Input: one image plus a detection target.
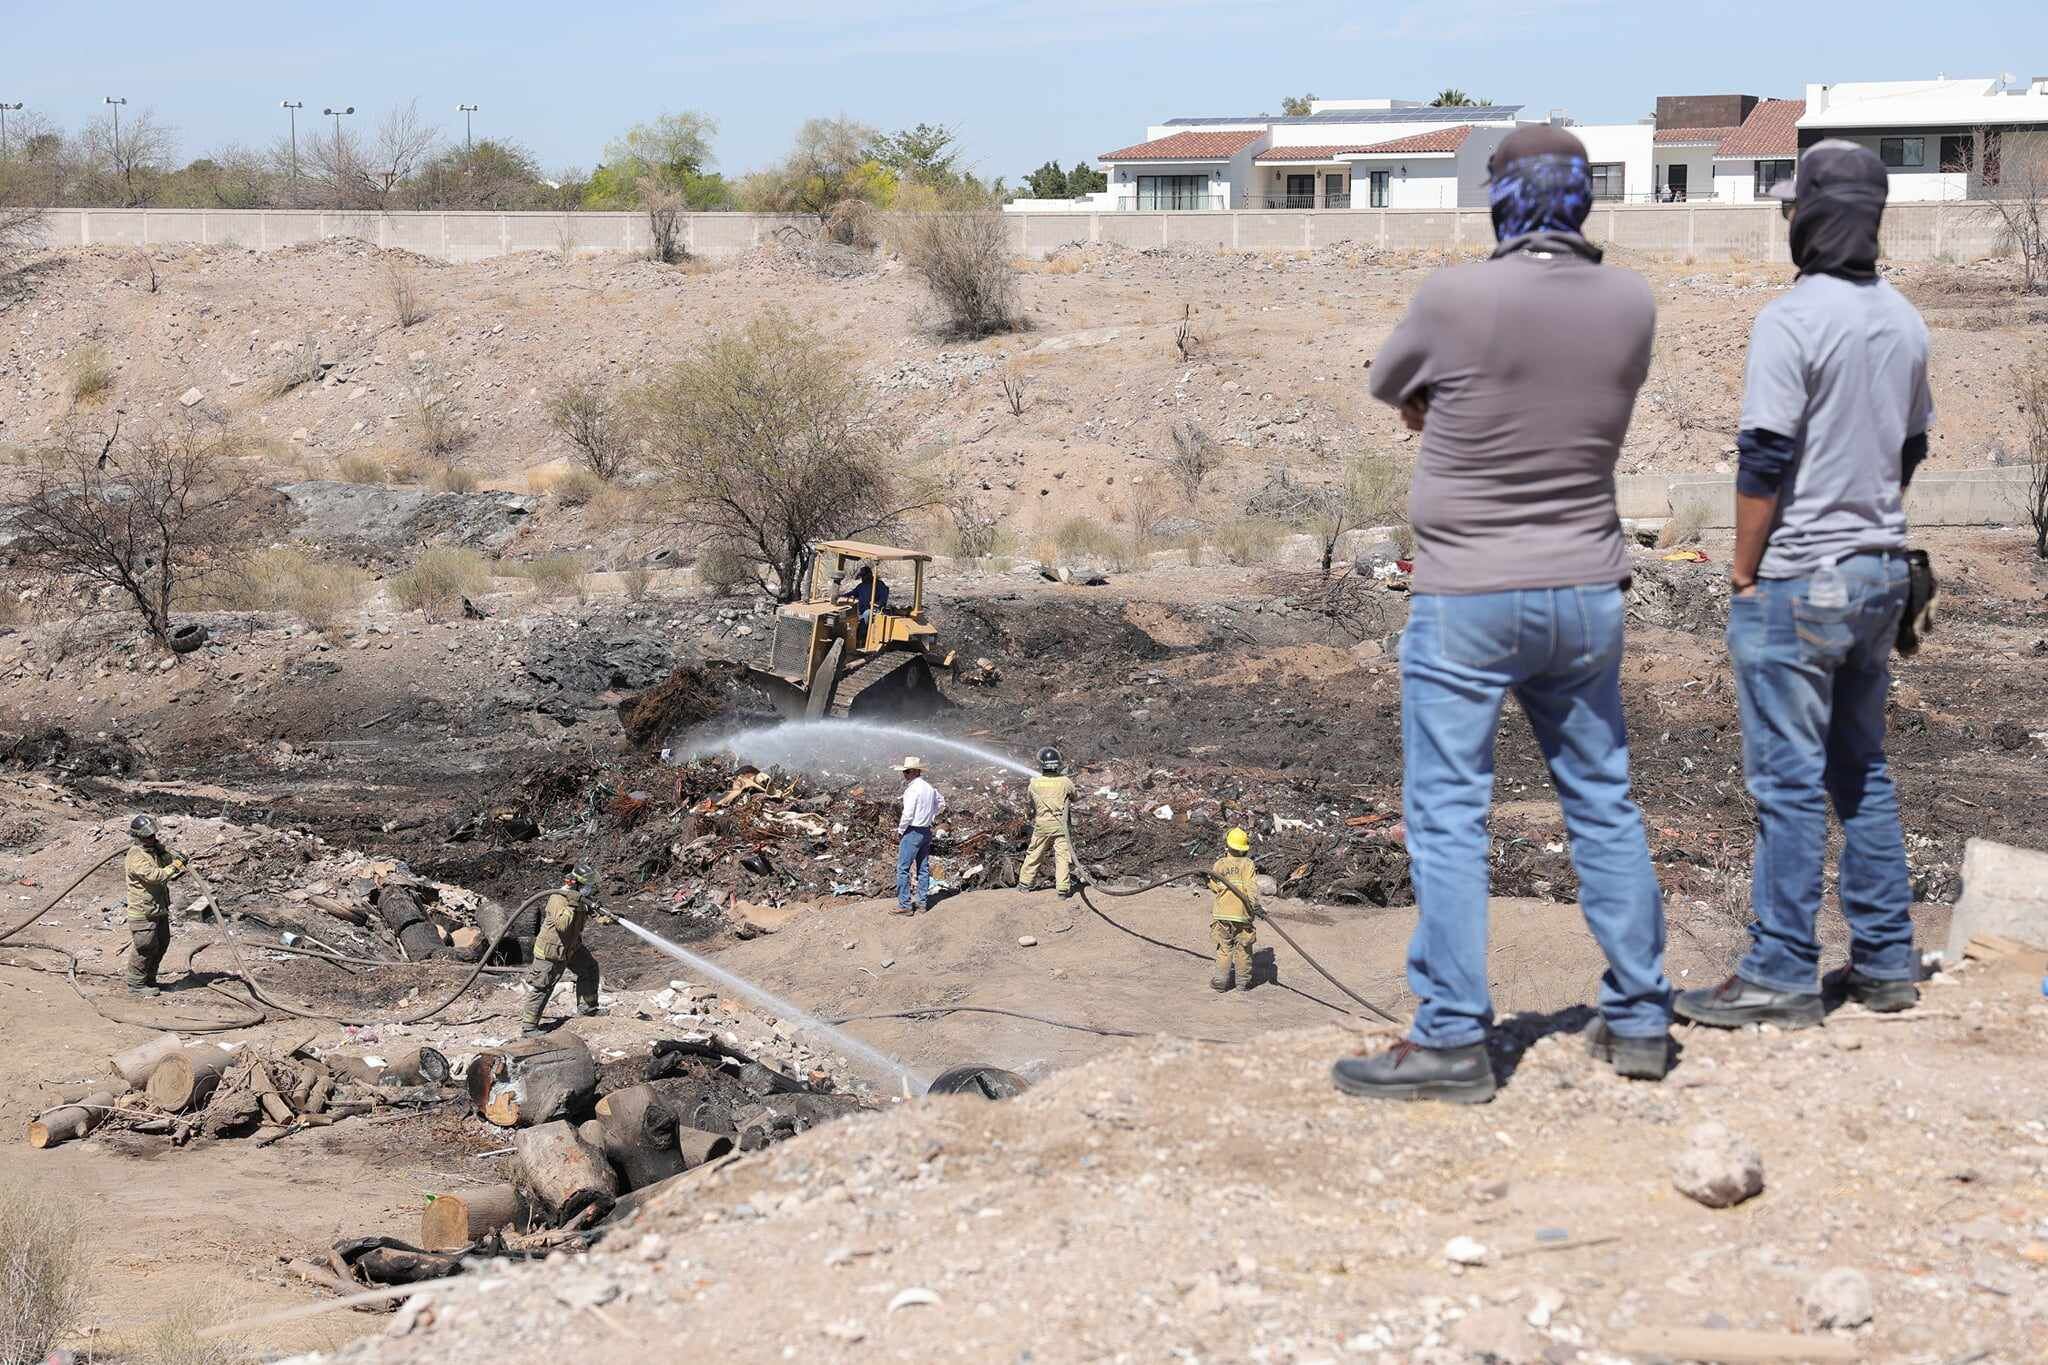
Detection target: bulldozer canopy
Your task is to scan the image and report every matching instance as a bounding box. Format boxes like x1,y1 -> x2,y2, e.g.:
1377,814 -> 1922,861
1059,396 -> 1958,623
815,540 -> 932,563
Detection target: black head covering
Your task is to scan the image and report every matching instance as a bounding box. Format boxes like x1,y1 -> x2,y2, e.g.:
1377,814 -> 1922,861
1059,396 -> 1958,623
1772,139 -> 1887,282
1485,126 -> 1600,261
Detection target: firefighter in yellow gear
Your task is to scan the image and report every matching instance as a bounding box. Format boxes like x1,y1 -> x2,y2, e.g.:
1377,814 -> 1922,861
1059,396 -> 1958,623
1207,827 -> 1261,993
521,864 -> 607,1033
1018,746 -> 1078,898
124,813 -> 186,996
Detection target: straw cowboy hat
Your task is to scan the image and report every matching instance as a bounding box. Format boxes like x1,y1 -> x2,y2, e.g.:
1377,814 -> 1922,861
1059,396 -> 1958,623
892,756 -> 925,773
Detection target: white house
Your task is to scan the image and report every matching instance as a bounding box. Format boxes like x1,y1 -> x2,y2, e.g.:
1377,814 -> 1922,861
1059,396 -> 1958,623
1096,98 -> 1524,209
1712,99 -> 1803,202
1797,75 -> 2048,201
1568,95 -> 1800,202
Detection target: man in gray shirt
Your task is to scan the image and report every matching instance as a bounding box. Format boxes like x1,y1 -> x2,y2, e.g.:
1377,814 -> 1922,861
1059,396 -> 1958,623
1331,127 -> 1673,1105
1676,141 -> 1930,1030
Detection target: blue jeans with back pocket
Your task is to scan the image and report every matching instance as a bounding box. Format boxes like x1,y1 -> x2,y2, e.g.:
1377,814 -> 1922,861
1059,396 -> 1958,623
1399,586 -> 1672,1048
1726,554 -> 1915,993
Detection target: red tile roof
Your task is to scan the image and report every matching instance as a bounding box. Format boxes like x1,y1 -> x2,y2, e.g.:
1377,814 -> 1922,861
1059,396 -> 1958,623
1654,125 -> 1738,146
1715,98 -> 1805,158
1351,125 -> 1476,155
1098,130 -> 1263,162
1254,144 -> 1375,162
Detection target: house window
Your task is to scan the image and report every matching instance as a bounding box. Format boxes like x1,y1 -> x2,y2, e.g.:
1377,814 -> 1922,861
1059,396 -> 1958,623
1587,162 -> 1626,200
1135,174 -> 1208,209
1755,159 -> 1794,195
1938,135 -> 1973,173
1368,170 -> 1390,208
1879,136 -> 1924,168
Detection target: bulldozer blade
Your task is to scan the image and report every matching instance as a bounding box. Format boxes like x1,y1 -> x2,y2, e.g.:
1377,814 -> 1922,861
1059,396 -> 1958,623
737,669 -> 814,720
845,654 -> 947,720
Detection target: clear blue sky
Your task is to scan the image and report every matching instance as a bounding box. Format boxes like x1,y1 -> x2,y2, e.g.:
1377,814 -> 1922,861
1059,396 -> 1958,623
7,0 -> 2045,181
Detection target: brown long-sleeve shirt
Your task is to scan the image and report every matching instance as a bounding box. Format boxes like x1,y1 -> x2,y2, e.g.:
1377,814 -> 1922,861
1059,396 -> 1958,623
1367,245 -> 1656,595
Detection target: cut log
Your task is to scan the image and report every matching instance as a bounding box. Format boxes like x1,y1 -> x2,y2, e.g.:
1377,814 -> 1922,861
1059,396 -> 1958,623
513,1120 -> 617,1224
467,1035 -> 596,1129
641,1077 -> 739,1136
418,1183 -> 528,1250
383,1046 -> 451,1087
146,1045 -> 231,1113
675,1126 -> 735,1169
597,1148 -> 738,1228
28,1089 -> 116,1149
592,1084 -> 686,1191
734,1093 -> 867,1150
305,1074 -> 334,1116
306,894 -> 368,927
250,1063 -> 296,1125
326,1055 -> 384,1085
110,1035 -> 186,1091
376,884 -> 444,962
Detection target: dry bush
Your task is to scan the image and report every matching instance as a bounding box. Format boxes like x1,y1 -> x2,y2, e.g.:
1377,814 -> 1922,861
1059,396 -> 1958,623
131,1298 -> 252,1365
552,467 -> 604,506
825,198 -> 878,249
545,379 -> 632,480
384,260 -> 426,329
637,310 -> 935,598
1180,531 -> 1207,566
997,365 -> 1028,417
430,463 -> 479,494
1658,496 -> 1709,549
207,547 -> 367,634
645,187 -> 687,264
259,331 -> 323,400
1051,516 -> 1122,564
944,490 -> 1003,560
406,367 -> 465,465
336,452 -> 386,485
68,344 -> 115,403
1174,303 -> 1199,362
2015,358 -> 2048,559
898,209 -> 1018,338
694,541 -> 751,595
1214,518 -> 1284,567
1123,479 -> 1169,568
619,564 -> 653,600
0,587 -> 29,626
389,546 -> 492,619
520,554 -> 590,602
0,1179 -> 89,1365
1165,421 -> 1222,501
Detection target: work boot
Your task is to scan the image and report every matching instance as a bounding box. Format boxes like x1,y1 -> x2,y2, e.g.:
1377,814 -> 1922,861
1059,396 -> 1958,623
1584,1018 -> 1671,1080
1209,966 -> 1234,992
129,984 -> 160,999
577,1005 -> 606,1019
1832,967 -> 1918,1014
521,1020 -> 546,1036
1331,1040 -> 1496,1104
1057,886 -> 1075,899
1673,975 -> 1824,1030
1236,967 -> 1255,993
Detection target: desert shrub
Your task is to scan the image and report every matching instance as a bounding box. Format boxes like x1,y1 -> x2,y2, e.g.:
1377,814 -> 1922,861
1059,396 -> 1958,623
619,564 -> 653,600
545,379 -> 632,479
389,546 -> 492,619
1051,516 -> 1122,564
898,209 -> 1018,338
944,491 -> 1003,560
0,1178 -> 89,1365
131,1299 -> 250,1365
336,452 -> 386,485
1214,518 -> 1283,567
824,198 -> 878,249
430,463 -> 479,494
520,554 -> 590,602
1180,532 -> 1206,567
68,344 -> 115,403
1658,496 -> 1708,548
406,366 -> 465,464
694,540 -> 751,595
1165,422 -> 1222,501
212,547 -> 368,633
385,260 -> 426,329
552,467 -> 604,507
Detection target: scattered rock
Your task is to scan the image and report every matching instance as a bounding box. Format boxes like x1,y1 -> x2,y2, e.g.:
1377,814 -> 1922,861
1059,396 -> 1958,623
1672,1121 -> 1765,1208
1991,719 -> 2031,750
1801,1267 -> 1874,1330
1017,935 -> 1038,947
1442,1235 -> 1490,1266
177,386 -> 205,408
887,1286 -> 941,1313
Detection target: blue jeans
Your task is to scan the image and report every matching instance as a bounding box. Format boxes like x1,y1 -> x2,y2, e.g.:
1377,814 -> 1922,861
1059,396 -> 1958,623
1728,554 -> 1914,993
896,827 -> 933,908
1400,587 -> 1671,1047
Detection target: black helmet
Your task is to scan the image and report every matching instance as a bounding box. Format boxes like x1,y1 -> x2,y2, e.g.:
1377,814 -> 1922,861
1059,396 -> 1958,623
128,813 -> 157,841
564,863 -> 595,889
1038,746 -> 1062,774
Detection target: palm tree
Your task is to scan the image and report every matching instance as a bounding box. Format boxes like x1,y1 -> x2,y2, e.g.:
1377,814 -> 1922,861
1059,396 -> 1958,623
1431,89 -> 1472,107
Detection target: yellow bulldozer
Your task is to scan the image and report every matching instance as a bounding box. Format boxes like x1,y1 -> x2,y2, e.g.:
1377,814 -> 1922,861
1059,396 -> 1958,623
738,540 -> 957,720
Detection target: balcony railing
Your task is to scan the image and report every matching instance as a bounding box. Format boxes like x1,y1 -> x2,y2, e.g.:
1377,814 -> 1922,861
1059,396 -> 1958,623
1113,194 -> 1224,211
1257,193 -> 1356,209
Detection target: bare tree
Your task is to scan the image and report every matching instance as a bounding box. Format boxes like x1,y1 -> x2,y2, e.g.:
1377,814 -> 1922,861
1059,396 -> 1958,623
367,101 -> 440,211
0,206 -> 39,285
3,417 -> 265,644
78,107 -> 178,206
304,122 -> 370,209
545,378 -> 632,479
898,208 -> 1019,337
636,310 -> 936,598
644,185 -> 686,263
2016,358 -> 2048,558
1164,421 -> 1222,501
1977,128 -> 2048,295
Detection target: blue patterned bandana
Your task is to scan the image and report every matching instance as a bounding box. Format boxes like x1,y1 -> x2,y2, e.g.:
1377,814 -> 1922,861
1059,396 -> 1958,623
1488,151 -> 1593,242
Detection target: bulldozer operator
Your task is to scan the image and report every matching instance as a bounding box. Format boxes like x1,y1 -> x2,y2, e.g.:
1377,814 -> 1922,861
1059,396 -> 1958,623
836,563 -> 891,630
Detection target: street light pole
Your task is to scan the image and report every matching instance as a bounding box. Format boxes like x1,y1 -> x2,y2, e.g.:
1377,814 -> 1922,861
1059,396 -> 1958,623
457,103 -> 478,153
103,96 -> 128,202
321,106 -> 354,208
281,100 -> 304,204
0,103 -> 23,160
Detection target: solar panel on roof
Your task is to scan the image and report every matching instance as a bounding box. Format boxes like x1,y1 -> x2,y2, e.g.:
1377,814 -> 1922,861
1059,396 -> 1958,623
1164,106 -> 1523,126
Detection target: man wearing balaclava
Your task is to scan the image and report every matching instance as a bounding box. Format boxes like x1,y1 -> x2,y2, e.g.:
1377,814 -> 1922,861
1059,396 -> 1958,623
1676,141 -> 1931,1031
1332,127 -> 1673,1105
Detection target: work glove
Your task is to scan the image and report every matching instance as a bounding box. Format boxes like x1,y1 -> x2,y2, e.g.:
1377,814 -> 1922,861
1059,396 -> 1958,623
169,857 -> 188,876
591,909 -> 617,926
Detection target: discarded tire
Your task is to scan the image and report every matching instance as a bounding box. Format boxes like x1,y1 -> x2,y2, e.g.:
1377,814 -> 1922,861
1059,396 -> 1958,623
926,1065 -> 1029,1100
168,623 -> 209,654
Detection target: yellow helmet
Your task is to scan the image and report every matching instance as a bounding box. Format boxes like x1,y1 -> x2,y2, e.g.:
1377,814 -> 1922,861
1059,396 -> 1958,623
1225,827 -> 1252,854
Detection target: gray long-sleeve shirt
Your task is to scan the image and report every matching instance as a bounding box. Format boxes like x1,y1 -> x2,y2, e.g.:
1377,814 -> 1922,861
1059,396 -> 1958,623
1367,246 -> 1656,595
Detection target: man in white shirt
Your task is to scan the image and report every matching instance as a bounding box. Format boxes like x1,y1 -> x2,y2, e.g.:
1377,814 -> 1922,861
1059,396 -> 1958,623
893,756 -> 945,914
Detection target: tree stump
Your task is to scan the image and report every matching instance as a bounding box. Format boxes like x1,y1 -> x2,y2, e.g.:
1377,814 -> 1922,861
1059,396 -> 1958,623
419,1182 -> 528,1250
109,1035 -> 185,1091
592,1084 -> 686,1190
384,1046 -> 451,1087
514,1120 -> 617,1224
467,1035 -> 596,1128
146,1045 -> 231,1113
675,1126 -> 735,1169
28,1090 -> 116,1148
376,884 -> 444,962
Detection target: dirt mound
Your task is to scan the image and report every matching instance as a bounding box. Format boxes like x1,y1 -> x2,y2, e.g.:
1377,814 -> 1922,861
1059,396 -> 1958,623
0,726 -> 141,776
617,665 -> 729,749
1627,557 -> 1731,635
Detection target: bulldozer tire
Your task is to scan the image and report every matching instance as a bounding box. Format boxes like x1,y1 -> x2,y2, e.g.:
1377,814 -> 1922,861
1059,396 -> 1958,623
805,640 -> 845,721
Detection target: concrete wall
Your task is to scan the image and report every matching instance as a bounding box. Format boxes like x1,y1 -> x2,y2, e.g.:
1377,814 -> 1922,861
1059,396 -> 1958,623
1654,465 -> 2041,529
33,200 -> 2018,267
